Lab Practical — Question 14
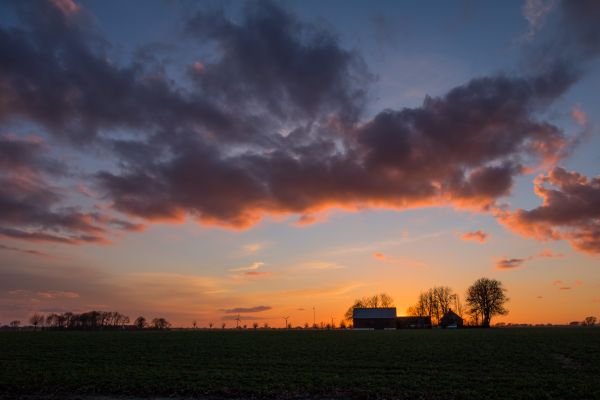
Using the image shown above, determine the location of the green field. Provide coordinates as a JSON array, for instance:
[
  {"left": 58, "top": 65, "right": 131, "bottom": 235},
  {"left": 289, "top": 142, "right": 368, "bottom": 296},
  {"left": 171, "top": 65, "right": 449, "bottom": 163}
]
[{"left": 1, "top": 328, "right": 599, "bottom": 399}]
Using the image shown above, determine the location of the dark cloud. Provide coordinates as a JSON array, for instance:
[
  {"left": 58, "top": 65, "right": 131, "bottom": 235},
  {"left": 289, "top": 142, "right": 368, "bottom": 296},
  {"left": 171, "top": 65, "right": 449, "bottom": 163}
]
[
  {"left": 0, "top": 136, "right": 142, "bottom": 245},
  {"left": 223, "top": 305, "right": 271, "bottom": 314},
  {"left": 0, "top": 0, "right": 599, "bottom": 253},
  {"left": 501, "top": 167, "right": 600, "bottom": 253}
]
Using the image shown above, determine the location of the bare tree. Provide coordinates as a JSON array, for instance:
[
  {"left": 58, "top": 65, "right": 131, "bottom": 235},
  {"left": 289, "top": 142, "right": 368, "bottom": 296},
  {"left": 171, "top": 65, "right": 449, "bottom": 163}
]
[
  {"left": 583, "top": 316, "right": 597, "bottom": 326},
  {"left": 344, "top": 293, "right": 395, "bottom": 321},
  {"left": 134, "top": 316, "right": 147, "bottom": 329},
  {"left": 29, "top": 313, "right": 44, "bottom": 330},
  {"left": 466, "top": 277, "right": 509, "bottom": 327},
  {"left": 407, "top": 286, "right": 456, "bottom": 326},
  {"left": 151, "top": 317, "right": 171, "bottom": 330}
]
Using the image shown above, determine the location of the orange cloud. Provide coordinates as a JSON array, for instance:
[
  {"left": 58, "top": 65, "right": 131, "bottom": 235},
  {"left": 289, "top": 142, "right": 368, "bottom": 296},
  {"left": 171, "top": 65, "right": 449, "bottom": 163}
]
[
  {"left": 461, "top": 230, "right": 488, "bottom": 243},
  {"left": 372, "top": 252, "right": 385, "bottom": 260}
]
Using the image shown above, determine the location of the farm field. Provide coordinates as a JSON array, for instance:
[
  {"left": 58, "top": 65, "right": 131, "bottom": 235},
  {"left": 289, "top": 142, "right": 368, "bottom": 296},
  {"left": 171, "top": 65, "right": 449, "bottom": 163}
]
[{"left": 1, "top": 328, "right": 599, "bottom": 399}]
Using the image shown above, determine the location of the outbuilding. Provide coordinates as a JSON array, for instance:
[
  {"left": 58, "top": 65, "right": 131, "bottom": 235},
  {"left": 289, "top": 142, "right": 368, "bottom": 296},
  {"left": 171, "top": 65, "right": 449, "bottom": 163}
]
[
  {"left": 352, "top": 308, "right": 397, "bottom": 330},
  {"left": 440, "top": 309, "right": 463, "bottom": 328}
]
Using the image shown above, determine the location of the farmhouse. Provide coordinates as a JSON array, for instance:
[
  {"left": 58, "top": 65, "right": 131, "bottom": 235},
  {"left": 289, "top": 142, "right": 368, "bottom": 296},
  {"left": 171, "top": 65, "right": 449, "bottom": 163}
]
[
  {"left": 352, "top": 307, "right": 397, "bottom": 330},
  {"left": 440, "top": 309, "right": 463, "bottom": 328}
]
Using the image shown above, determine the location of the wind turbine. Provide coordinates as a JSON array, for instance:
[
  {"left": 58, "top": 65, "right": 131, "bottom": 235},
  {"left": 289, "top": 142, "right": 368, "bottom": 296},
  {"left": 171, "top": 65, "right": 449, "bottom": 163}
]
[{"left": 283, "top": 316, "right": 290, "bottom": 329}]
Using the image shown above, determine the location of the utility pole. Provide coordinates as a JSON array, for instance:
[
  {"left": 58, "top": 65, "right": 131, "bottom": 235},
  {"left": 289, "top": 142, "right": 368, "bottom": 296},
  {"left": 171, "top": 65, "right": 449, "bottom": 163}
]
[
  {"left": 331, "top": 316, "right": 334, "bottom": 329},
  {"left": 235, "top": 314, "right": 241, "bottom": 329},
  {"left": 312, "top": 306, "right": 315, "bottom": 327},
  {"left": 283, "top": 316, "right": 289, "bottom": 329}
]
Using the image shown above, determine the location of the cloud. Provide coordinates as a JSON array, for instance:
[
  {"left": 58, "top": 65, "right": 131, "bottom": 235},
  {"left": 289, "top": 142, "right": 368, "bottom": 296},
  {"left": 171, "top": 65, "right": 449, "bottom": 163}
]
[
  {"left": 230, "top": 261, "right": 264, "bottom": 272},
  {"left": 36, "top": 290, "right": 79, "bottom": 299},
  {"left": 521, "top": 0, "right": 557, "bottom": 41},
  {"left": 0, "top": 243, "right": 49, "bottom": 257},
  {"left": 243, "top": 271, "right": 271, "bottom": 278},
  {"left": 373, "top": 252, "right": 386, "bottom": 260},
  {"left": 223, "top": 305, "right": 271, "bottom": 314},
  {"left": 0, "top": 0, "right": 599, "bottom": 251},
  {"left": 538, "top": 248, "right": 563, "bottom": 258},
  {"left": 461, "top": 230, "right": 489, "bottom": 243},
  {"left": 242, "top": 243, "right": 268, "bottom": 254},
  {"left": 495, "top": 258, "right": 526, "bottom": 270},
  {"left": 500, "top": 167, "right": 600, "bottom": 253}
]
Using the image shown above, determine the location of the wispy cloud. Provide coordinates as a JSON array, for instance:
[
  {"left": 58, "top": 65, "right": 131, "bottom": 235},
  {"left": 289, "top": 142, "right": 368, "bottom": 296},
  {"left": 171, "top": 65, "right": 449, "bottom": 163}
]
[
  {"left": 495, "top": 258, "right": 526, "bottom": 270},
  {"left": 0, "top": 243, "right": 49, "bottom": 257},
  {"left": 223, "top": 305, "right": 271, "bottom": 314},
  {"left": 230, "top": 262, "right": 264, "bottom": 272},
  {"left": 241, "top": 242, "right": 269, "bottom": 255}
]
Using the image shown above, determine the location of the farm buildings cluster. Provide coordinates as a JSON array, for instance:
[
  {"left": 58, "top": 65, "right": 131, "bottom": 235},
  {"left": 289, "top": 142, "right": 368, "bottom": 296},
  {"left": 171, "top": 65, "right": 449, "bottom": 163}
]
[{"left": 352, "top": 307, "right": 463, "bottom": 329}]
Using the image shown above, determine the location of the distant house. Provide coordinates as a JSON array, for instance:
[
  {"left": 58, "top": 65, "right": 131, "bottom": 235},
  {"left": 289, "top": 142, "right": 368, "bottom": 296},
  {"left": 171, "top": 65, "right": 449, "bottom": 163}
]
[
  {"left": 396, "top": 316, "right": 432, "bottom": 329},
  {"left": 352, "top": 308, "right": 397, "bottom": 330},
  {"left": 440, "top": 309, "right": 463, "bottom": 328}
]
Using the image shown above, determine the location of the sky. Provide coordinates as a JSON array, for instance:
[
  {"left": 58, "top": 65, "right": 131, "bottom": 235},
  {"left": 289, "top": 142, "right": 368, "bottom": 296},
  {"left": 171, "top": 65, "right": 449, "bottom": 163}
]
[{"left": 0, "top": 0, "right": 599, "bottom": 327}]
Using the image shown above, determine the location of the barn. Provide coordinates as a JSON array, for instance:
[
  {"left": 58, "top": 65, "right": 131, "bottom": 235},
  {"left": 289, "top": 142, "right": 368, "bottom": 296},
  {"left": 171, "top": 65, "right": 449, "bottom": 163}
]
[
  {"left": 352, "top": 308, "right": 397, "bottom": 330},
  {"left": 440, "top": 309, "right": 463, "bottom": 328}
]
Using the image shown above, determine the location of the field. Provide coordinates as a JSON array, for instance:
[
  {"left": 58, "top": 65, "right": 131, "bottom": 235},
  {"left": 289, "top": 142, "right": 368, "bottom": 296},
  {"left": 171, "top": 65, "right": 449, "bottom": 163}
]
[{"left": 1, "top": 328, "right": 599, "bottom": 399}]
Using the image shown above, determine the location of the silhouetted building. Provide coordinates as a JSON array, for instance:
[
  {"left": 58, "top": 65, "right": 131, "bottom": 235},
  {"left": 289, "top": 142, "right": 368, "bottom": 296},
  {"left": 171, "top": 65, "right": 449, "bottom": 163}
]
[
  {"left": 396, "top": 316, "right": 432, "bottom": 329},
  {"left": 440, "top": 309, "right": 463, "bottom": 328},
  {"left": 352, "top": 308, "right": 396, "bottom": 330}
]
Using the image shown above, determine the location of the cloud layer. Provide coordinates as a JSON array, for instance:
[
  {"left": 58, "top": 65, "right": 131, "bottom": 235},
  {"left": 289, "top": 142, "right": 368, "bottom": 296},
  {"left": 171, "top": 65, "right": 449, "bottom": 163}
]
[
  {"left": 0, "top": 0, "right": 598, "bottom": 254},
  {"left": 501, "top": 168, "right": 600, "bottom": 253}
]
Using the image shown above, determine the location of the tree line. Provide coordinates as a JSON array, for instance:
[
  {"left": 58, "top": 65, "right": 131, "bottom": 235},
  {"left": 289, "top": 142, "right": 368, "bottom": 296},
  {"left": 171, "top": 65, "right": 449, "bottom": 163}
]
[{"left": 23, "top": 311, "right": 171, "bottom": 330}]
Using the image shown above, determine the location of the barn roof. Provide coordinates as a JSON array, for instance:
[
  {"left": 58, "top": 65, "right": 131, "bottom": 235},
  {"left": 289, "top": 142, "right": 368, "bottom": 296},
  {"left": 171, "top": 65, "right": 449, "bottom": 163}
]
[
  {"left": 441, "top": 309, "right": 462, "bottom": 321},
  {"left": 352, "top": 307, "right": 397, "bottom": 319}
]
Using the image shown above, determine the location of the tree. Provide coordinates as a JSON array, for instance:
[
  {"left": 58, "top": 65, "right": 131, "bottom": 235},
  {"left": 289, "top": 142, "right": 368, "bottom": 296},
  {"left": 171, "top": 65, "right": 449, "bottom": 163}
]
[
  {"left": 344, "top": 293, "right": 395, "bottom": 321},
  {"left": 151, "top": 317, "right": 171, "bottom": 330},
  {"left": 407, "top": 286, "right": 457, "bottom": 326},
  {"left": 29, "top": 313, "right": 44, "bottom": 330},
  {"left": 208, "top": 321, "right": 214, "bottom": 329},
  {"left": 583, "top": 316, "right": 597, "bottom": 326},
  {"left": 10, "top": 320, "right": 20, "bottom": 328},
  {"left": 466, "top": 278, "right": 508, "bottom": 328},
  {"left": 134, "top": 316, "right": 147, "bottom": 329}
]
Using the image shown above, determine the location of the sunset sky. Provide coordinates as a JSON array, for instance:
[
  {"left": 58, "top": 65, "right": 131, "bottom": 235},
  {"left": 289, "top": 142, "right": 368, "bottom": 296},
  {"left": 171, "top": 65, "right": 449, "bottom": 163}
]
[{"left": 1, "top": 0, "right": 599, "bottom": 327}]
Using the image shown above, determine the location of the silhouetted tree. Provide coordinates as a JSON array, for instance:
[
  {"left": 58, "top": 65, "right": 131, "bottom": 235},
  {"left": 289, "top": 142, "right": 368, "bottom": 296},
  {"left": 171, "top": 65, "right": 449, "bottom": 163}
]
[
  {"left": 134, "top": 316, "right": 147, "bottom": 329},
  {"left": 10, "top": 320, "right": 20, "bottom": 328},
  {"left": 29, "top": 313, "right": 44, "bottom": 330},
  {"left": 466, "top": 277, "right": 508, "bottom": 328},
  {"left": 407, "top": 286, "right": 457, "bottom": 325},
  {"left": 192, "top": 320, "right": 197, "bottom": 329},
  {"left": 252, "top": 322, "right": 259, "bottom": 329},
  {"left": 583, "top": 316, "right": 597, "bottom": 326},
  {"left": 208, "top": 321, "right": 214, "bottom": 329},
  {"left": 151, "top": 317, "right": 171, "bottom": 329},
  {"left": 344, "top": 293, "right": 395, "bottom": 321},
  {"left": 221, "top": 322, "right": 226, "bottom": 329}
]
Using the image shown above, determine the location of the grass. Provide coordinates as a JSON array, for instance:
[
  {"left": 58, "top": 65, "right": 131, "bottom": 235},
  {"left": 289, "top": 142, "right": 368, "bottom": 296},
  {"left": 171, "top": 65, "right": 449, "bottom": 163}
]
[{"left": 1, "top": 328, "right": 599, "bottom": 399}]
